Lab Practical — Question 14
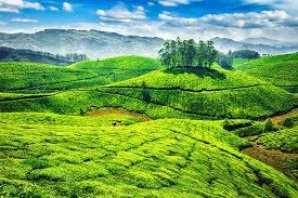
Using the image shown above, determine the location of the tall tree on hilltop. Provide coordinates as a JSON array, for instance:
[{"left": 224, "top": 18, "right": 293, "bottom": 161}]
[
  {"left": 196, "top": 41, "right": 207, "bottom": 67},
  {"left": 158, "top": 41, "right": 171, "bottom": 68},
  {"left": 206, "top": 41, "right": 218, "bottom": 68}
]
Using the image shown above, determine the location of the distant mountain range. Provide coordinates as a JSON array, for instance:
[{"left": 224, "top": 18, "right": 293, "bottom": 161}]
[
  {"left": 0, "top": 29, "right": 298, "bottom": 59},
  {"left": 211, "top": 37, "right": 298, "bottom": 55},
  {"left": 0, "top": 29, "right": 164, "bottom": 59}
]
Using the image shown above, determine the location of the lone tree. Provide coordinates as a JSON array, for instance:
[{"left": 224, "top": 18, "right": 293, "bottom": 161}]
[{"left": 158, "top": 38, "right": 218, "bottom": 69}]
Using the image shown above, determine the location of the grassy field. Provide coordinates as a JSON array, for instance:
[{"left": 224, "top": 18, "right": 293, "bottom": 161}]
[
  {"left": 234, "top": 53, "right": 298, "bottom": 92},
  {"left": 0, "top": 112, "right": 297, "bottom": 197}
]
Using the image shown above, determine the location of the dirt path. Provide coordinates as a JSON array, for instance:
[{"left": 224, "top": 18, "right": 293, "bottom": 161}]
[
  {"left": 242, "top": 142, "right": 297, "bottom": 180},
  {"left": 270, "top": 107, "right": 298, "bottom": 123}
]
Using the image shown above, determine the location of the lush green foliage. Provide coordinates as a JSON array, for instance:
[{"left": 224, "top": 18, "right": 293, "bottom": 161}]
[{"left": 0, "top": 113, "right": 297, "bottom": 197}]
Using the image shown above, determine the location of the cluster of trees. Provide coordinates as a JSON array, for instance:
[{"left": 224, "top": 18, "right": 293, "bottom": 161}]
[
  {"left": 215, "top": 52, "right": 233, "bottom": 69},
  {"left": 230, "top": 50, "right": 260, "bottom": 59},
  {"left": 0, "top": 47, "right": 88, "bottom": 66},
  {"left": 158, "top": 38, "right": 218, "bottom": 68}
]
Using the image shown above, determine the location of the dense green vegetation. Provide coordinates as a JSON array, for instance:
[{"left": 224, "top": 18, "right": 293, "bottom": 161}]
[{"left": 0, "top": 113, "right": 297, "bottom": 197}]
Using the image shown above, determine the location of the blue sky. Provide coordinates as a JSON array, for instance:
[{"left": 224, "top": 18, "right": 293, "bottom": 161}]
[{"left": 0, "top": 0, "right": 298, "bottom": 41}]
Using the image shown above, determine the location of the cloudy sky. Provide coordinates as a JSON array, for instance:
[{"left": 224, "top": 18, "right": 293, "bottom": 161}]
[{"left": 0, "top": 0, "right": 298, "bottom": 41}]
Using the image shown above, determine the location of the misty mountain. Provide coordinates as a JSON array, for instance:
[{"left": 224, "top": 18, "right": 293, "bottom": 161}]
[
  {"left": 0, "top": 47, "right": 87, "bottom": 66},
  {"left": 211, "top": 37, "right": 298, "bottom": 55},
  {"left": 0, "top": 29, "right": 164, "bottom": 59},
  {"left": 1, "top": 29, "right": 297, "bottom": 58}
]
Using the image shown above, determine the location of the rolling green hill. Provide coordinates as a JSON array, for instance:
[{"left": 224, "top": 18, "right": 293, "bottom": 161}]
[
  {"left": 234, "top": 53, "right": 298, "bottom": 92},
  {"left": 0, "top": 112, "right": 297, "bottom": 197},
  {"left": 0, "top": 56, "right": 161, "bottom": 92},
  {"left": 103, "top": 66, "right": 297, "bottom": 119}
]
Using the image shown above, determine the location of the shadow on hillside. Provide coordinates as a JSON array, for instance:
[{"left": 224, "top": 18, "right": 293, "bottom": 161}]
[{"left": 164, "top": 67, "right": 226, "bottom": 79}]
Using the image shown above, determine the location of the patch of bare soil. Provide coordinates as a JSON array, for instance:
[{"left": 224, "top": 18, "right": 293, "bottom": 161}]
[
  {"left": 85, "top": 107, "right": 151, "bottom": 121},
  {"left": 243, "top": 143, "right": 298, "bottom": 180},
  {"left": 270, "top": 107, "right": 298, "bottom": 124}
]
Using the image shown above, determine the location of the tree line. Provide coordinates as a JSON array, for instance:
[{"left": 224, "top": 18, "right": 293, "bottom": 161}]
[
  {"left": 158, "top": 38, "right": 218, "bottom": 68},
  {"left": 0, "top": 47, "right": 88, "bottom": 66}
]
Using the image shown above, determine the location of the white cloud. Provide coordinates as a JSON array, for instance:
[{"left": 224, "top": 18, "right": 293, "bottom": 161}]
[
  {"left": 0, "top": 0, "right": 44, "bottom": 13},
  {"left": 243, "top": 0, "right": 298, "bottom": 15},
  {"left": 49, "top": 6, "right": 58, "bottom": 11},
  {"left": 148, "top": 2, "right": 155, "bottom": 6},
  {"left": 94, "top": 9, "right": 298, "bottom": 42},
  {"left": 11, "top": 17, "right": 38, "bottom": 23},
  {"left": 63, "top": 2, "right": 72, "bottom": 12},
  {"left": 158, "top": 10, "right": 298, "bottom": 28},
  {"left": 158, "top": 0, "right": 190, "bottom": 7},
  {"left": 96, "top": 4, "right": 146, "bottom": 23}
]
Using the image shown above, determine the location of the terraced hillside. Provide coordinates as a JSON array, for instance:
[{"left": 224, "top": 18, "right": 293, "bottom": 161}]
[
  {"left": 0, "top": 56, "right": 161, "bottom": 92},
  {"left": 103, "top": 66, "right": 297, "bottom": 119},
  {"left": 235, "top": 53, "right": 298, "bottom": 92},
  {"left": 0, "top": 112, "right": 297, "bottom": 197}
]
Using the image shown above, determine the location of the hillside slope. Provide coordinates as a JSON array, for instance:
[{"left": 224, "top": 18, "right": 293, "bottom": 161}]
[
  {"left": 0, "top": 112, "right": 297, "bottom": 197},
  {"left": 0, "top": 56, "right": 161, "bottom": 92}
]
